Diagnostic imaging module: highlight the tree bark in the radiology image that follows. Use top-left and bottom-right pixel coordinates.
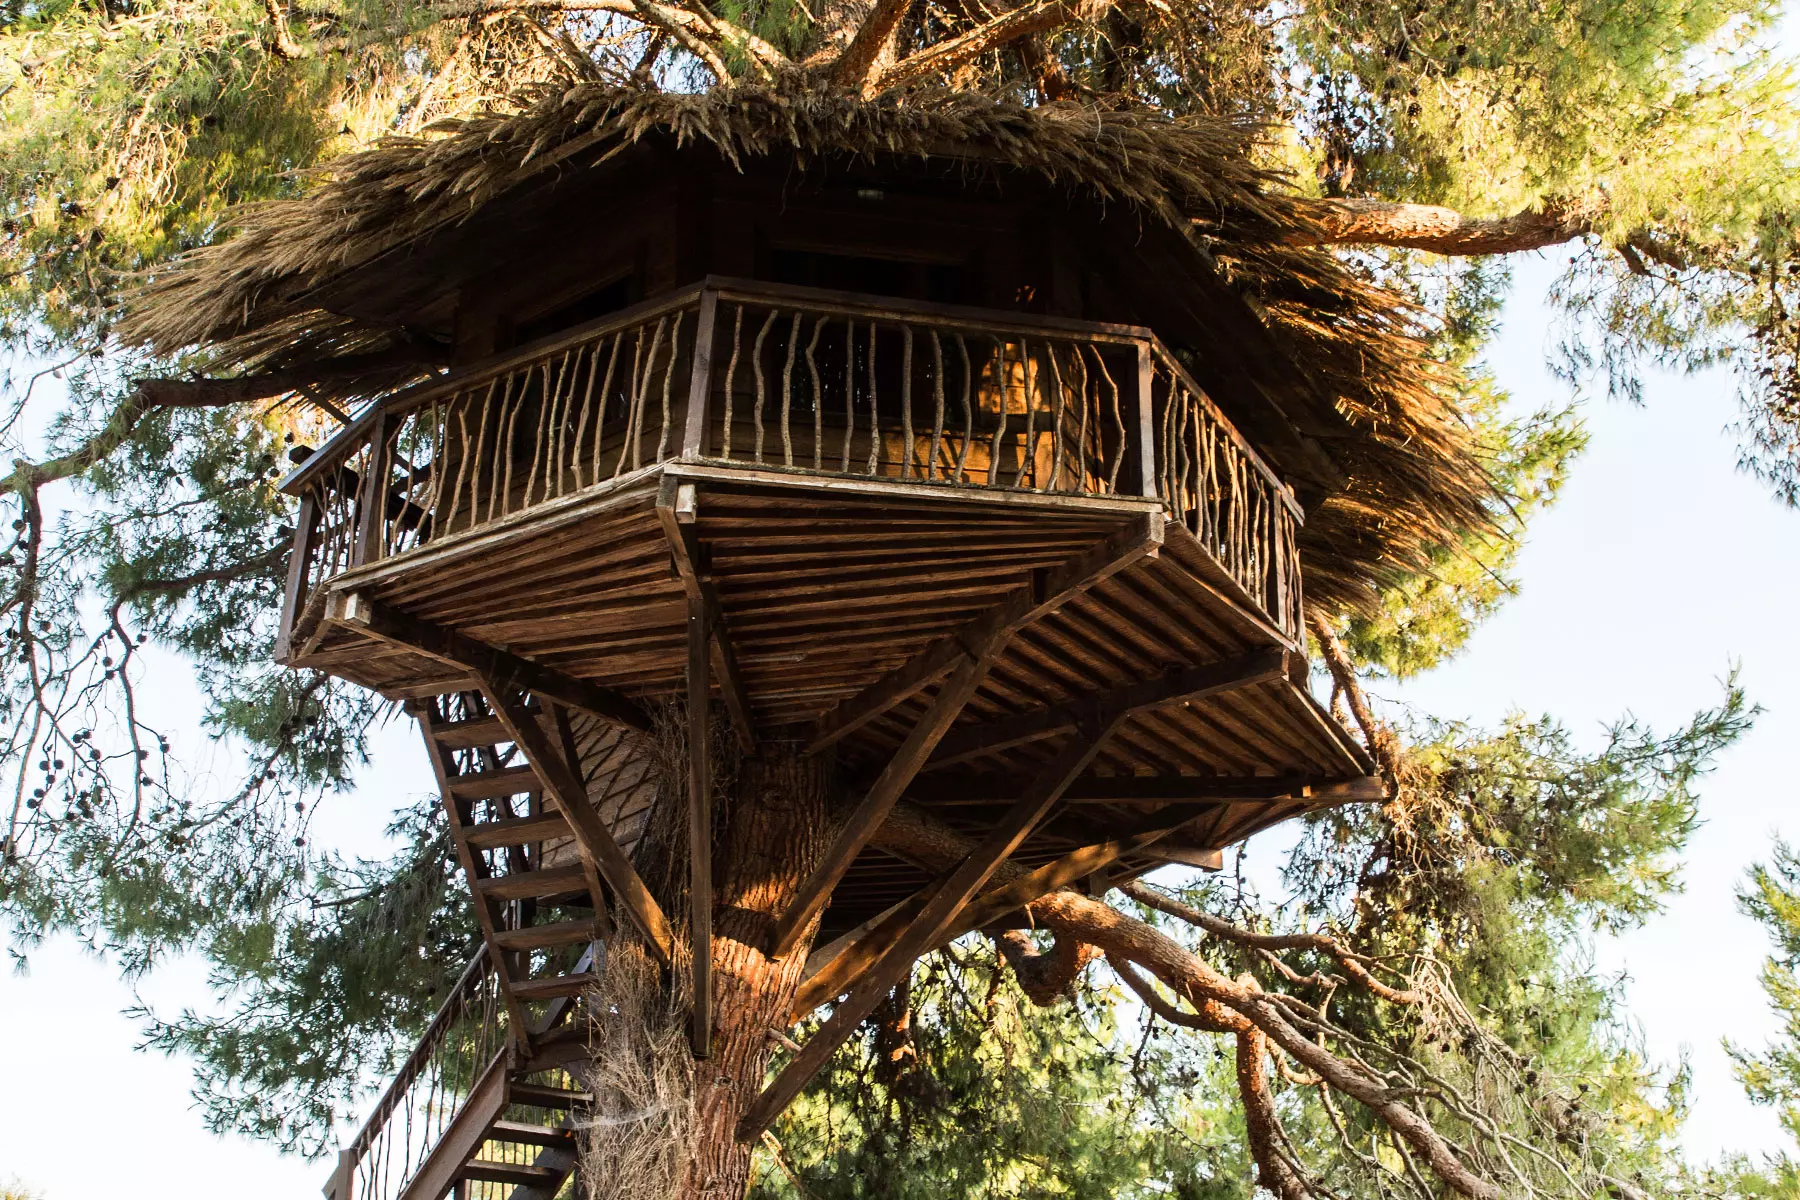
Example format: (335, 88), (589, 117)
(677, 745), (837, 1198)
(1289, 197), (1593, 255)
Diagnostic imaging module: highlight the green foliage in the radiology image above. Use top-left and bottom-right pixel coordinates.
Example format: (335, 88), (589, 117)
(1722, 841), (1800, 1191)
(758, 943), (1248, 1199)
(1339, 258), (1587, 677)
(754, 684), (1748, 1197)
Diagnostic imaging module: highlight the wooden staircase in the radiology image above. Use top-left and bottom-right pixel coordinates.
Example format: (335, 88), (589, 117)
(324, 687), (668, 1200)
(417, 691), (607, 1044)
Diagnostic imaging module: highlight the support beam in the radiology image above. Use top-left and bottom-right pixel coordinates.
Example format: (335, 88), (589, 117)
(739, 719), (1122, 1141)
(943, 802), (1217, 939)
(804, 513), (1165, 753)
(687, 586), (714, 1059)
(767, 637), (1005, 960)
(337, 592), (651, 731)
(656, 479), (756, 753)
(924, 649), (1290, 769)
(791, 802), (1219, 1023)
(481, 683), (674, 965)
(918, 773), (1389, 806)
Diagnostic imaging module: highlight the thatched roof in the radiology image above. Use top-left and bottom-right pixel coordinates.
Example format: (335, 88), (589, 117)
(119, 85), (1498, 619)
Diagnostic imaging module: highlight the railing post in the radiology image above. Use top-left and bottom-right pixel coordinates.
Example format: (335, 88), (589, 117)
(352, 411), (388, 568)
(1134, 341), (1159, 500)
(275, 491), (320, 663)
(322, 1147), (355, 1200)
(682, 290), (720, 460)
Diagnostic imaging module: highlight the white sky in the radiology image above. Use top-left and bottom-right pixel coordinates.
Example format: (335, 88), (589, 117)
(3, 253), (1798, 1195)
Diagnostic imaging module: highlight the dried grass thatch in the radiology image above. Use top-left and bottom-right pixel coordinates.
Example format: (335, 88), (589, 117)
(577, 940), (695, 1200)
(119, 83), (1500, 617)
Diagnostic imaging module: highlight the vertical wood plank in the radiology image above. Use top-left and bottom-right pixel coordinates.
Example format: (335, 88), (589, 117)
(352, 411), (388, 568)
(1135, 342), (1158, 500)
(687, 587), (714, 1059)
(683, 290), (719, 460)
(275, 491), (319, 663)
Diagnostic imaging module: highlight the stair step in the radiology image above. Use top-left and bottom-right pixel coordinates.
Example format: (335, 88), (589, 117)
(475, 864), (589, 902)
(510, 972), (599, 1002)
(485, 1119), (576, 1149)
(450, 764), (539, 801)
(493, 919), (598, 952)
(464, 812), (571, 850)
(509, 1081), (593, 1110)
(459, 1159), (564, 1187)
(433, 709), (545, 751)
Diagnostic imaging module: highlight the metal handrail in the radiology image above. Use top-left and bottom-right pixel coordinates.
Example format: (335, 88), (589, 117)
(323, 950), (511, 1200)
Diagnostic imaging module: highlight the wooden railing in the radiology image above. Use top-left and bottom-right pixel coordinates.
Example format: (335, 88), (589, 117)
(1149, 345), (1305, 639)
(324, 952), (512, 1200)
(277, 277), (1304, 646)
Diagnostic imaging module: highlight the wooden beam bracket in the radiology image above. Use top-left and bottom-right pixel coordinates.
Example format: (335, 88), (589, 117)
(336, 592), (651, 731)
(656, 478), (757, 754)
(740, 719), (1123, 1141)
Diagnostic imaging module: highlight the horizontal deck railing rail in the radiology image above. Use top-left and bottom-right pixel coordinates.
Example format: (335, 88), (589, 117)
(277, 277), (1304, 648)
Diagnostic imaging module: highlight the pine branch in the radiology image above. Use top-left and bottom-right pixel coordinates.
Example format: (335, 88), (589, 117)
(1291, 198), (1594, 256)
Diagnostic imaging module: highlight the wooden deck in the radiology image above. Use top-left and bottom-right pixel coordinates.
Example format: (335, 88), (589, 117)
(287, 457), (1370, 941)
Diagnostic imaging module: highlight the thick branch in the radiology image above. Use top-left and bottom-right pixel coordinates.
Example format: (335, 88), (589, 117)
(1292, 198), (1592, 256)
(873, 0), (1111, 91)
(445, 0), (792, 72)
(832, 0), (915, 95)
(990, 928), (1098, 1004)
(871, 802), (1500, 1200)
(1237, 1024), (1311, 1200)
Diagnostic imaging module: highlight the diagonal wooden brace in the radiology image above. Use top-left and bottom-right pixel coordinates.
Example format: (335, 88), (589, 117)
(767, 516), (1165, 960)
(336, 592), (652, 731)
(738, 713), (1125, 1141)
(804, 512), (1164, 754)
(481, 681), (675, 966)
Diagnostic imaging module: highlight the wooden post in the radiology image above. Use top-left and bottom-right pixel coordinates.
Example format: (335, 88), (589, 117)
(687, 586), (713, 1058)
(682, 290), (720, 460)
(352, 412), (388, 568)
(1134, 341), (1159, 500)
(322, 1147), (355, 1200)
(275, 491), (319, 663)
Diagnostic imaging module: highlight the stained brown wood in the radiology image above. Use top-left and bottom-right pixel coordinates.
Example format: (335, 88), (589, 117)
(688, 579), (715, 1058)
(767, 637), (1004, 959)
(341, 594), (652, 730)
(658, 478), (756, 752)
(483, 683), (675, 964)
(925, 649), (1289, 767)
(740, 722), (1120, 1140)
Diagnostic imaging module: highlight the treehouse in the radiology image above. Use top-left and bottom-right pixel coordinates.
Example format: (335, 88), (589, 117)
(124, 88), (1485, 1200)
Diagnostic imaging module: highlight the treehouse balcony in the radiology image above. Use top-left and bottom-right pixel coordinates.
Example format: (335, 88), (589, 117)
(276, 276), (1372, 936)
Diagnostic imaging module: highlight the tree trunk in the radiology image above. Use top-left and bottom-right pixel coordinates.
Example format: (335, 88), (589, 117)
(679, 746), (836, 1196)
(582, 732), (837, 1200)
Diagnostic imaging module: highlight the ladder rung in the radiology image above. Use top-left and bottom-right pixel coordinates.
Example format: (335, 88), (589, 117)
(475, 864), (588, 902)
(493, 919), (599, 952)
(433, 708), (547, 751)
(484, 1119), (575, 1149)
(464, 811), (570, 850)
(450, 764), (538, 801)
(510, 972), (598, 1002)
(509, 1081), (593, 1110)
(459, 1160), (564, 1187)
